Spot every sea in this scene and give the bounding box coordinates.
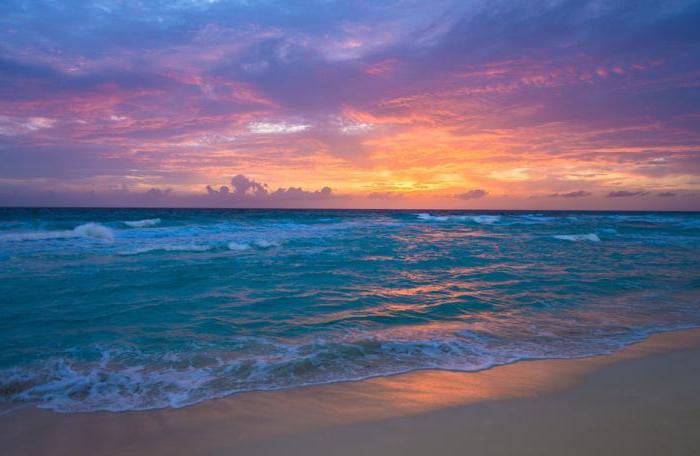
[1,208,699,412]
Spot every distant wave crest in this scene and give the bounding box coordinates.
[416,213,501,224]
[0,222,114,243]
[553,233,600,242]
[123,218,161,228]
[120,244,212,255]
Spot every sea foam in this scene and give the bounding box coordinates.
[553,233,600,242]
[124,218,161,228]
[417,213,501,224]
[227,241,251,251]
[253,239,279,248]
[1,223,114,243]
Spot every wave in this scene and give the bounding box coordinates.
[0,223,114,243]
[120,238,281,255]
[227,239,279,251]
[553,233,600,242]
[465,215,501,224]
[416,213,501,224]
[123,218,161,228]
[0,323,680,413]
[120,244,212,255]
[227,241,251,251]
[253,239,279,248]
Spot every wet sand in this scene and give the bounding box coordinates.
[3,328,700,455]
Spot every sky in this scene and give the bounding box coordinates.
[1,0,699,209]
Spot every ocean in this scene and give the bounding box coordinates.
[1,208,699,412]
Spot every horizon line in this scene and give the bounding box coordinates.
[1,206,699,213]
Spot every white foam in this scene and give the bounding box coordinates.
[417,213,501,224]
[124,218,161,228]
[417,213,449,221]
[73,223,114,242]
[553,233,600,242]
[253,239,279,248]
[0,223,114,243]
[227,241,251,251]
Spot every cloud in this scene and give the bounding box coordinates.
[456,189,488,200]
[248,121,310,134]
[606,190,650,198]
[2,1,700,210]
[657,192,677,197]
[0,115,55,135]
[205,174,332,204]
[547,190,592,198]
[0,185,175,207]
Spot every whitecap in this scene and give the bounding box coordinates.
[417,213,449,222]
[73,223,114,242]
[123,218,161,228]
[417,213,501,224]
[253,239,279,248]
[227,241,251,251]
[0,223,114,243]
[553,233,600,242]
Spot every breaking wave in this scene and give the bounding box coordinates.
[123,218,161,228]
[0,223,114,243]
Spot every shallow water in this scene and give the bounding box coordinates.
[1,208,699,412]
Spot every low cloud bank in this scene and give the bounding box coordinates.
[205,175,332,203]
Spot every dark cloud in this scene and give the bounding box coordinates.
[606,190,650,198]
[456,189,488,200]
[547,190,592,198]
[657,191,677,197]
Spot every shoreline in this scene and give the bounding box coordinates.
[3,327,700,455]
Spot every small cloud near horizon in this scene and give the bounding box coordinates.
[456,189,488,200]
[547,190,592,198]
[205,175,332,202]
[606,190,650,198]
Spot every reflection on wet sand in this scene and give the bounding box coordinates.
[3,329,700,456]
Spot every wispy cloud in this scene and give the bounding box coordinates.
[1,1,699,209]
[547,190,592,198]
[607,190,650,198]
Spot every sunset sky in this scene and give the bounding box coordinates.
[1,0,699,209]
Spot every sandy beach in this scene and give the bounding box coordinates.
[2,328,700,455]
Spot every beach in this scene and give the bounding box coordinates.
[3,328,700,455]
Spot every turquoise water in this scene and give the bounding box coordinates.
[1,209,699,412]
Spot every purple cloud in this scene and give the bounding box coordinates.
[548,191,592,198]
[205,175,332,204]
[606,190,651,198]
